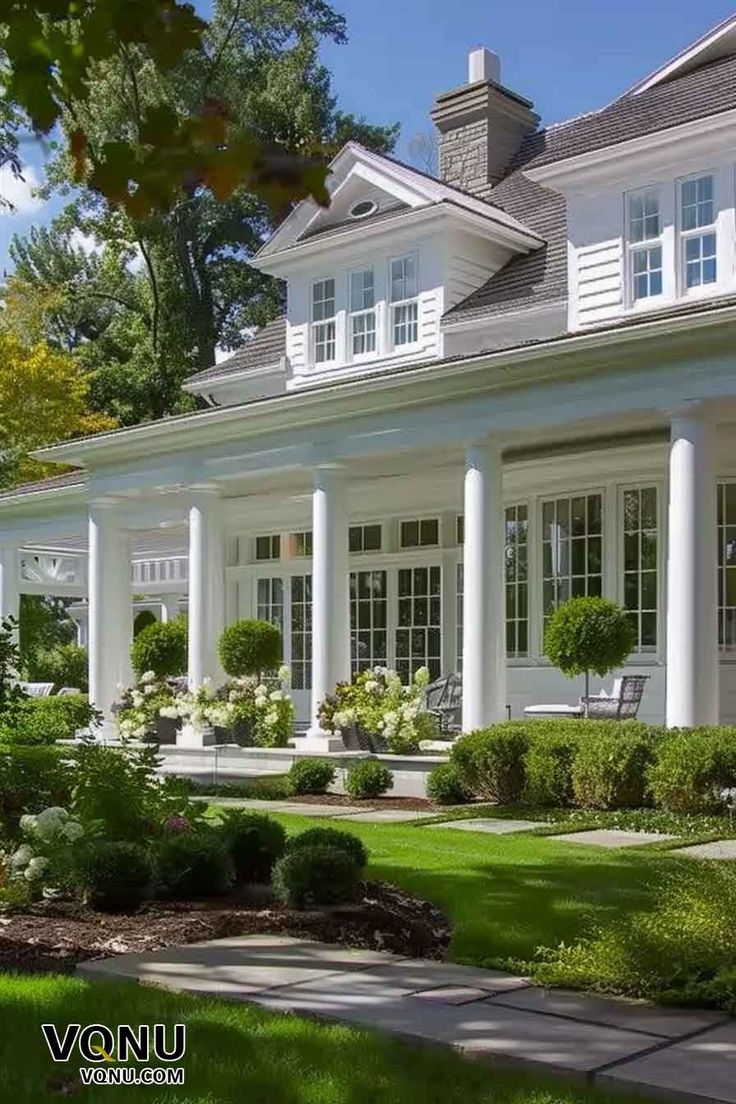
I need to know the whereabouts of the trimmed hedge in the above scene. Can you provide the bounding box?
[0,745,75,834]
[80,841,153,912]
[287,758,336,796]
[449,720,736,816]
[286,826,368,870]
[426,762,472,806]
[0,694,96,745]
[273,845,361,909]
[345,759,393,799]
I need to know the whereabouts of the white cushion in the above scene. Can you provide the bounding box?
[524,704,583,716]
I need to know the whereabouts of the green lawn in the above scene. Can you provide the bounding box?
[266,811,667,969]
[0,972,656,1104]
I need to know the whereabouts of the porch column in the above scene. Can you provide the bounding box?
[306,466,349,749]
[666,406,719,727]
[88,499,133,733]
[0,548,20,634]
[160,594,180,623]
[187,486,225,690]
[461,441,505,731]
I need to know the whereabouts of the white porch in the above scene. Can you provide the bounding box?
[2,397,736,739]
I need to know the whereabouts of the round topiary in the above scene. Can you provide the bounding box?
[287,758,336,796]
[130,617,187,680]
[286,826,368,870]
[155,829,231,898]
[79,841,153,912]
[426,762,472,806]
[219,810,286,882]
[544,597,635,709]
[450,725,529,803]
[272,845,361,910]
[345,759,393,799]
[218,619,282,677]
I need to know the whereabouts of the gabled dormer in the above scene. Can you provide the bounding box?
[249,142,542,388]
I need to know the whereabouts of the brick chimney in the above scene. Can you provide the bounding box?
[431,48,539,197]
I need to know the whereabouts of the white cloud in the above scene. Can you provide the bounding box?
[68,228,101,256]
[0,163,42,215]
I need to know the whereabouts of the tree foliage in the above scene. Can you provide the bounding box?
[544,596,635,707]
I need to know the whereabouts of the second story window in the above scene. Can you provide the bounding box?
[680,174,716,290]
[312,278,336,363]
[628,190,662,301]
[349,269,376,356]
[390,254,419,346]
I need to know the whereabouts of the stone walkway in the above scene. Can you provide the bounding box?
[79,934,733,1101]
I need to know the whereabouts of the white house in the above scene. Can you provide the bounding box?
[4,16,736,743]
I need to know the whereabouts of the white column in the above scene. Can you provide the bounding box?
[461,441,506,731]
[0,548,21,635]
[306,466,349,749]
[88,499,132,734]
[160,594,180,623]
[187,487,225,690]
[666,407,719,727]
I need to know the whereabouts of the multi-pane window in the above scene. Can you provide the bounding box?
[718,482,736,652]
[456,561,464,666]
[312,278,336,363]
[256,577,284,633]
[628,191,662,301]
[289,531,313,558]
[349,268,376,357]
[350,570,388,674]
[505,504,529,657]
[390,254,418,346]
[542,494,603,623]
[680,175,717,290]
[255,534,280,562]
[396,566,441,683]
[400,518,439,549]
[290,575,312,690]
[622,487,658,652]
[349,524,382,553]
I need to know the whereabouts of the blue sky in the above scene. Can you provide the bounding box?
[1,1,735,271]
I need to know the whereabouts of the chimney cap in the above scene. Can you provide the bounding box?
[468,46,500,85]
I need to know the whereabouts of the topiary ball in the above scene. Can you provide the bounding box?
[130,617,187,679]
[287,758,336,796]
[218,619,282,677]
[272,845,361,910]
[544,597,634,681]
[345,759,393,799]
[154,829,232,898]
[219,810,286,883]
[286,826,368,870]
[80,840,153,912]
[426,762,472,806]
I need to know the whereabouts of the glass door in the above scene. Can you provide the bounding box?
[395,565,442,682]
[350,569,388,675]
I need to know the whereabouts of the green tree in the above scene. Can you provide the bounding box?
[544,597,635,714]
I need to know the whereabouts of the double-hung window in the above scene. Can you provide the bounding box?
[349,268,376,357]
[312,278,336,363]
[680,174,717,291]
[390,254,419,347]
[628,190,663,302]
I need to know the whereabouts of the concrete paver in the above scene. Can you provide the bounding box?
[426,818,543,834]
[601,1020,736,1103]
[675,839,736,860]
[547,828,677,848]
[335,809,434,823]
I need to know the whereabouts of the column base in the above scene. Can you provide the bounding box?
[177,723,217,748]
[300,727,345,753]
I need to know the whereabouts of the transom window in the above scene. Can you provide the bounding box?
[628,190,662,301]
[390,254,418,347]
[400,517,439,549]
[311,278,336,363]
[621,487,658,652]
[718,482,736,653]
[349,268,376,357]
[680,175,717,290]
[349,523,382,553]
[255,534,280,561]
[542,494,603,623]
[289,531,313,558]
[505,504,529,658]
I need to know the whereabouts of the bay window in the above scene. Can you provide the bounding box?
[390,254,419,346]
[627,190,663,301]
[349,268,376,356]
[680,174,717,290]
[311,278,336,363]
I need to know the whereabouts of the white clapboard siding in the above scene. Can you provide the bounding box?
[575,239,623,326]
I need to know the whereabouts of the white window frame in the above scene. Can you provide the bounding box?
[348,267,377,361]
[253,534,281,562]
[388,252,419,351]
[349,522,383,554]
[677,170,718,297]
[626,187,664,307]
[618,484,661,657]
[399,516,440,550]
[311,277,336,365]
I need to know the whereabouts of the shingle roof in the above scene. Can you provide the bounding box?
[186,316,286,387]
[0,469,86,501]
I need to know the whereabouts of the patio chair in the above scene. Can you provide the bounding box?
[524,675,649,721]
[424,673,463,736]
[17,681,54,698]
[57,686,82,696]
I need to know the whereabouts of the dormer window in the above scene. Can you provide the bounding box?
[627,190,663,302]
[390,254,419,346]
[349,268,376,356]
[680,174,717,291]
[312,278,336,363]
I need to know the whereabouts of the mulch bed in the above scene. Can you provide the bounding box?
[295,794,433,811]
[0,880,451,976]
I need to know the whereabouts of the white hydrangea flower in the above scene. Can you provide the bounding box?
[269,689,283,702]
[140,670,156,685]
[10,844,33,871]
[24,856,49,882]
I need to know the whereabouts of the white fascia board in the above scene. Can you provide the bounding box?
[620,15,736,99]
[525,107,736,193]
[31,299,736,471]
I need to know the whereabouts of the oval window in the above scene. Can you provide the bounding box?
[349,200,378,219]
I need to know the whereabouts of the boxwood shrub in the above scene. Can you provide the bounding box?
[0,694,96,745]
[218,619,282,677]
[287,758,336,796]
[219,810,286,882]
[571,723,662,809]
[450,724,530,803]
[273,845,361,910]
[523,723,581,807]
[426,762,472,806]
[345,759,393,799]
[286,826,368,870]
[155,829,232,898]
[80,841,153,912]
[648,728,736,814]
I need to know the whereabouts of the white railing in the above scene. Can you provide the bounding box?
[131,556,188,587]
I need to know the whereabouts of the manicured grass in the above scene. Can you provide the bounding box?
[0,973,658,1104]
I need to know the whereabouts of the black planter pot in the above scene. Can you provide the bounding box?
[341,725,387,753]
[213,718,254,747]
[155,716,180,745]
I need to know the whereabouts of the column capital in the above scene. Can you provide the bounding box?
[662,399,717,426]
[187,481,221,498]
[464,439,502,469]
[312,464,346,491]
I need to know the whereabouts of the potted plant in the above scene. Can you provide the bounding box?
[544,596,635,716]
[216,620,283,743]
[130,618,187,743]
[319,666,438,753]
